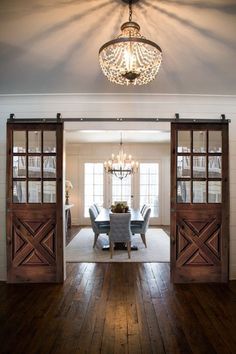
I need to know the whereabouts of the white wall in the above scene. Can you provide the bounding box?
[66,142,170,226]
[0,115,6,280]
[0,93,236,280]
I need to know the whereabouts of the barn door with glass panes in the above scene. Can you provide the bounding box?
[6,122,64,283]
[171,123,229,283]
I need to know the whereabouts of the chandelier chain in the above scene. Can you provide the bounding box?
[129,0,132,22]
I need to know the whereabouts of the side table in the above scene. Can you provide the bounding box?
[65,204,74,234]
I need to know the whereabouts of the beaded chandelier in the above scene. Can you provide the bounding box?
[99,0,162,86]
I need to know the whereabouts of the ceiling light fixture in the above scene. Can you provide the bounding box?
[99,0,162,86]
[104,133,139,180]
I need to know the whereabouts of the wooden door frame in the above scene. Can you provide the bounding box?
[170,122,229,283]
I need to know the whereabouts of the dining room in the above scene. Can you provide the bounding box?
[65,127,171,262]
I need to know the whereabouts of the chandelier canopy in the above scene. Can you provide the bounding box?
[99,0,162,86]
[104,134,139,180]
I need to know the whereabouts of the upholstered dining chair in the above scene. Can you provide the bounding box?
[140,204,147,215]
[93,203,101,214]
[89,206,109,247]
[109,213,132,259]
[91,204,98,217]
[131,207,151,248]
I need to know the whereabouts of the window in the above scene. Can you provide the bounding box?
[112,174,132,206]
[84,163,103,217]
[140,163,159,217]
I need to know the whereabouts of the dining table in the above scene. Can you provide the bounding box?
[95,207,144,251]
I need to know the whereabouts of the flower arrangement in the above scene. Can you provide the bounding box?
[111,202,129,213]
[65,180,73,205]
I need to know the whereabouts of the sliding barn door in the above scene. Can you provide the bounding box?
[171,123,229,283]
[6,122,64,283]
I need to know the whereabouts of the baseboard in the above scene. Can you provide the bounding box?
[72,218,80,225]
[0,268,6,282]
[230,265,236,280]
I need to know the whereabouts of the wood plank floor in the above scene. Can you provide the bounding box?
[0,263,236,354]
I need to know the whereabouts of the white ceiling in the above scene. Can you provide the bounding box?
[0,0,236,94]
[65,130,170,143]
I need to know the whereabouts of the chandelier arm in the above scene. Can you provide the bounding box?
[99,37,162,54]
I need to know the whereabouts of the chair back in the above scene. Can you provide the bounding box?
[109,213,132,243]
[142,207,151,233]
[91,204,98,217]
[141,204,147,215]
[89,206,99,234]
[94,203,101,214]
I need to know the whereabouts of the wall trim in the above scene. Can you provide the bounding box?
[1,94,236,121]
[0,93,236,98]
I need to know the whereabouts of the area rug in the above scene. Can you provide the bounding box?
[66,228,170,263]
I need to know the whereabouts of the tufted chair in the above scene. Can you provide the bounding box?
[89,206,109,247]
[140,204,147,215]
[131,207,151,248]
[109,213,132,259]
[93,203,101,214]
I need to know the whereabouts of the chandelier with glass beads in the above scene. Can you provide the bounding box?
[104,134,139,180]
[99,0,162,86]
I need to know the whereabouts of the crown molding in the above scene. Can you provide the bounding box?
[0,93,236,98]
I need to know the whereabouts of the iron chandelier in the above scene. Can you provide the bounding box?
[104,133,139,180]
[99,0,162,86]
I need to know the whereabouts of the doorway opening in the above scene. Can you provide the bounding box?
[64,123,171,264]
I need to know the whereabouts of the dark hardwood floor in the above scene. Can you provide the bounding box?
[0,262,236,354]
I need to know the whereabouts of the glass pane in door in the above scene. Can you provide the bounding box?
[43,156,56,178]
[209,131,222,153]
[28,131,41,153]
[177,131,191,153]
[177,181,191,203]
[43,131,56,153]
[28,181,42,203]
[112,174,131,206]
[13,156,26,178]
[193,156,206,178]
[177,156,191,178]
[43,181,56,203]
[208,181,222,203]
[13,181,26,203]
[208,156,221,178]
[139,163,159,217]
[193,131,206,152]
[193,181,206,203]
[84,163,104,217]
[28,156,41,178]
[13,131,26,153]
